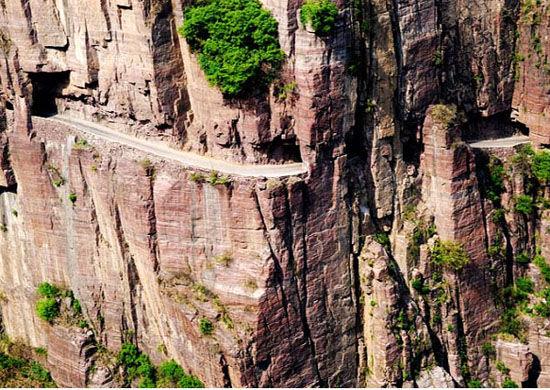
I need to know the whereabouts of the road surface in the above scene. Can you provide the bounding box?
[468,135,530,149]
[46,115,308,178]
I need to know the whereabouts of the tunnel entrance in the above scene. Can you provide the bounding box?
[28,71,70,117]
[522,354,541,388]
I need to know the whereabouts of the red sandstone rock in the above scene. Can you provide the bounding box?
[0,0,548,387]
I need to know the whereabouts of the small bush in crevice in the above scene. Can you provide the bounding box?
[373,232,391,250]
[491,208,505,224]
[213,251,232,267]
[511,144,534,171]
[430,240,470,271]
[430,104,457,128]
[205,171,231,186]
[73,139,89,150]
[515,251,531,264]
[35,298,60,323]
[198,318,214,336]
[35,282,62,323]
[533,288,550,317]
[117,345,204,388]
[467,379,482,388]
[157,360,204,388]
[117,343,156,387]
[274,81,297,101]
[502,378,519,388]
[534,255,550,283]
[34,282,85,326]
[499,307,527,343]
[300,0,339,36]
[496,360,510,375]
[482,342,495,358]
[411,278,430,295]
[515,277,534,296]
[532,148,550,184]
[68,192,77,204]
[0,337,56,387]
[189,172,205,183]
[37,282,60,298]
[514,195,535,215]
[486,158,506,204]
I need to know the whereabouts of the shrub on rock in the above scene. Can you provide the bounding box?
[300,0,339,35]
[179,0,284,97]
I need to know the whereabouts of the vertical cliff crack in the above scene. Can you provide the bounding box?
[146,171,160,274]
[252,188,323,386]
[113,203,141,342]
[219,353,232,388]
[20,0,38,44]
[283,189,326,387]
[99,0,113,41]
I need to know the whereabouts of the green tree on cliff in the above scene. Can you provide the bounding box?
[179,0,284,97]
[300,0,339,35]
[533,149,550,184]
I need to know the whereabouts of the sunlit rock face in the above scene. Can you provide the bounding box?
[0,0,548,387]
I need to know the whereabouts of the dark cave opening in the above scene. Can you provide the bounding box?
[266,135,303,163]
[28,71,70,117]
[512,118,530,137]
[402,119,423,165]
[0,184,17,194]
[522,354,541,388]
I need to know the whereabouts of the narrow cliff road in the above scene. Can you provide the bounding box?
[468,135,530,149]
[46,115,308,178]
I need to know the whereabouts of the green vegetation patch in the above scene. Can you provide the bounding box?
[467,379,482,388]
[373,232,391,251]
[430,104,457,128]
[487,157,506,204]
[35,298,60,323]
[179,0,284,97]
[532,149,550,184]
[34,282,84,325]
[430,240,470,271]
[514,194,535,215]
[411,277,430,295]
[534,255,550,284]
[35,282,62,323]
[515,251,531,264]
[157,360,204,388]
[198,318,214,336]
[118,343,156,388]
[300,0,339,36]
[0,337,56,387]
[502,378,519,388]
[68,192,78,204]
[533,288,550,317]
[118,343,204,388]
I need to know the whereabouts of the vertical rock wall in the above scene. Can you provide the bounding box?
[0,0,548,387]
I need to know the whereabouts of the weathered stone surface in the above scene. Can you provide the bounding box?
[416,366,455,388]
[0,0,548,387]
[46,327,97,387]
[513,0,550,146]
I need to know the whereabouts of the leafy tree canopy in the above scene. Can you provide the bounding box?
[179,0,284,97]
[300,0,339,36]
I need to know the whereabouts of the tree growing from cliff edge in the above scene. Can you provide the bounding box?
[179,0,284,97]
[533,149,550,184]
[300,0,339,36]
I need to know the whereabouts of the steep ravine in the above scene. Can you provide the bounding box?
[0,0,549,387]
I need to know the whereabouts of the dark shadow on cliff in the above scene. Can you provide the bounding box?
[28,71,70,117]
[224,88,303,163]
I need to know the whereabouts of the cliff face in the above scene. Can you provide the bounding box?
[0,0,548,388]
